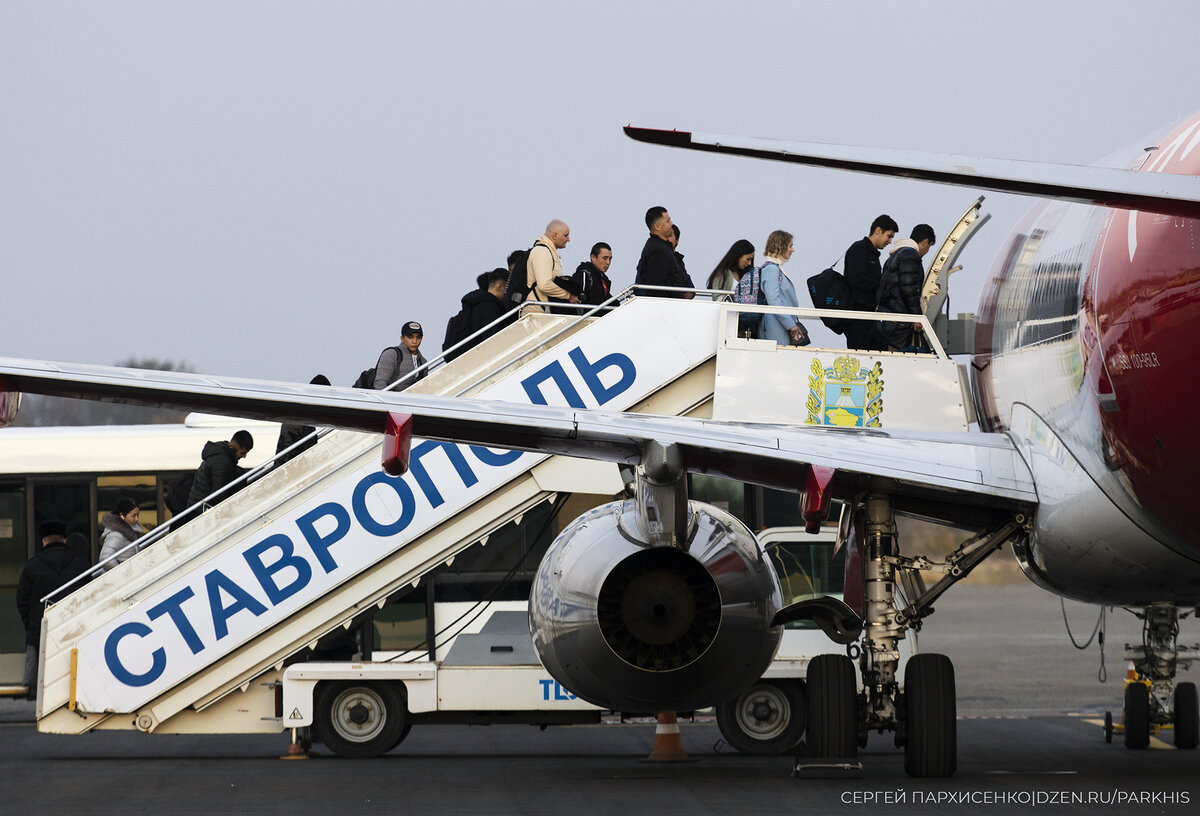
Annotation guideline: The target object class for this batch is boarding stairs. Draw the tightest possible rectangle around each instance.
[35,293,971,736]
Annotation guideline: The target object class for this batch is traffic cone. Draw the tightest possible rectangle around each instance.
[1126,661,1138,682]
[644,711,691,762]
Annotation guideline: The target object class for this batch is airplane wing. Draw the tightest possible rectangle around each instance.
[0,356,1036,513]
[623,127,1200,219]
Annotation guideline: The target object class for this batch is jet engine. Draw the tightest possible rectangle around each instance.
[529,499,782,713]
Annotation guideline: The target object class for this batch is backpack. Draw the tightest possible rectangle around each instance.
[442,305,472,361]
[165,473,195,514]
[806,265,853,335]
[503,244,537,311]
[352,346,402,389]
[733,265,769,336]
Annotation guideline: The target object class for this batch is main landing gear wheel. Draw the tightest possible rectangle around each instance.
[1123,682,1150,750]
[805,654,857,759]
[1174,682,1199,750]
[716,680,806,755]
[903,653,957,778]
[317,681,408,758]
[1103,711,1114,743]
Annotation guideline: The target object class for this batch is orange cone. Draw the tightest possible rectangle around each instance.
[1126,661,1138,681]
[644,711,691,762]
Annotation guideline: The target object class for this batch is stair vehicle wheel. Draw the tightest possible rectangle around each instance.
[1103,711,1113,743]
[1174,682,1199,750]
[716,680,806,756]
[1123,682,1150,750]
[903,653,957,778]
[805,654,857,759]
[317,681,407,758]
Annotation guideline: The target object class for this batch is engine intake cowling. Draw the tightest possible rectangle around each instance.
[530,499,782,713]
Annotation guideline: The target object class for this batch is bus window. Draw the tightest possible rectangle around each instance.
[766,537,846,629]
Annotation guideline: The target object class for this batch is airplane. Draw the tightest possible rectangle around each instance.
[3,109,1200,777]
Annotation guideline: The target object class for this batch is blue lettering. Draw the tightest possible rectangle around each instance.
[243,534,313,605]
[408,441,479,508]
[352,472,417,536]
[470,446,523,466]
[206,569,268,641]
[296,502,352,573]
[147,587,204,655]
[521,360,585,408]
[568,347,636,406]
[539,678,553,700]
[554,681,574,701]
[104,622,167,687]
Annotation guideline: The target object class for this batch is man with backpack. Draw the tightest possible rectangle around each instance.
[17,520,89,695]
[571,242,614,306]
[843,214,898,350]
[443,270,509,360]
[522,220,579,314]
[373,322,428,390]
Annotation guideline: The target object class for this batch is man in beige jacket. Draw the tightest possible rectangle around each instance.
[526,219,580,313]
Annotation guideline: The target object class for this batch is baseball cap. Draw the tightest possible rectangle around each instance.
[401,321,423,337]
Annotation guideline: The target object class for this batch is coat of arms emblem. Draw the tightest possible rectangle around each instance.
[805,356,884,427]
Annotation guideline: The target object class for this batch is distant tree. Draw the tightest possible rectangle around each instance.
[11,358,196,427]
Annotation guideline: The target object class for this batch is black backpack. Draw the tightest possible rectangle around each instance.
[353,346,402,389]
[806,264,853,335]
[503,244,539,311]
[165,473,196,514]
[442,306,472,361]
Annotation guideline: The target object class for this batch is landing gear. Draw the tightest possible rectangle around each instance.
[316,681,409,758]
[1108,604,1200,751]
[801,492,1028,778]
[716,680,806,755]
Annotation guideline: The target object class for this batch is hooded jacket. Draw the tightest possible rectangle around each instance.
[875,238,926,350]
[16,542,88,644]
[571,261,613,306]
[98,512,146,568]
[186,440,245,506]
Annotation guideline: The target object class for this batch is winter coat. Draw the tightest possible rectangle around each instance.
[373,344,428,391]
[571,261,613,306]
[707,268,739,300]
[463,288,506,336]
[98,512,146,568]
[844,236,883,311]
[275,422,317,465]
[634,235,694,297]
[876,239,927,350]
[16,542,89,645]
[758,261,808,346]
[187,440,246,506]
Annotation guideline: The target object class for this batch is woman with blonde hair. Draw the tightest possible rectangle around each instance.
[758,230,810,346]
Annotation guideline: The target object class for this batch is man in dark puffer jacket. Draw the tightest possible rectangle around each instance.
[187,429,254,506]
[876,223,936,352]
[17,521,89,693]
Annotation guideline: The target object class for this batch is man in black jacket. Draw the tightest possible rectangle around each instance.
[876,223,936,352]
[571,242,614,306]
[16,520,89,694]
[186,430,254,507]
[634,206,695,299]
[843,214,898,350]
[445,269,509,360]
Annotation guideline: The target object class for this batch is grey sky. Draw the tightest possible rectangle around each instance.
[3,1,1198,383]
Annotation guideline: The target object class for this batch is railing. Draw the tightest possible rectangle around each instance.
[42,286,936,605]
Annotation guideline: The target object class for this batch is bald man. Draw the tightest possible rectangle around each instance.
[526,219,580,313]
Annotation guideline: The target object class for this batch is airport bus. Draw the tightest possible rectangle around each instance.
[0,415,852,754]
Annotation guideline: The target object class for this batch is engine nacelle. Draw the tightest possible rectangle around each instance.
[530,499,782,713]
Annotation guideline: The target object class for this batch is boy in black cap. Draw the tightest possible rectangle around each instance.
[16,520,89,696]
[373,321,428,390]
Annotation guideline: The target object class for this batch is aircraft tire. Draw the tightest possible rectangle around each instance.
[1174,682,1199,750]
[1123,682,1151,750]
[716,680,806,755]
[317,681,408,758]
[805,654,857,759]
[903,653,957,778]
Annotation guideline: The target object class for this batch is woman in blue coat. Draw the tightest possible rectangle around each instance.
[759,229,810,346]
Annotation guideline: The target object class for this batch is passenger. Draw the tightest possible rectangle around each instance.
[98,497,146,569]
[450,269,509,356]
[275,374,331,466]
[16,521,88,695]
[373,322,428,390]
[634,206,695,299]
[706,239,755,299]
[843,214,898,350]
[525,220,580,314]
[666,224,692,287]
[876,224,937,353]
[186,429,255,508]
[759,230,810,347]
[571,242,614,306]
